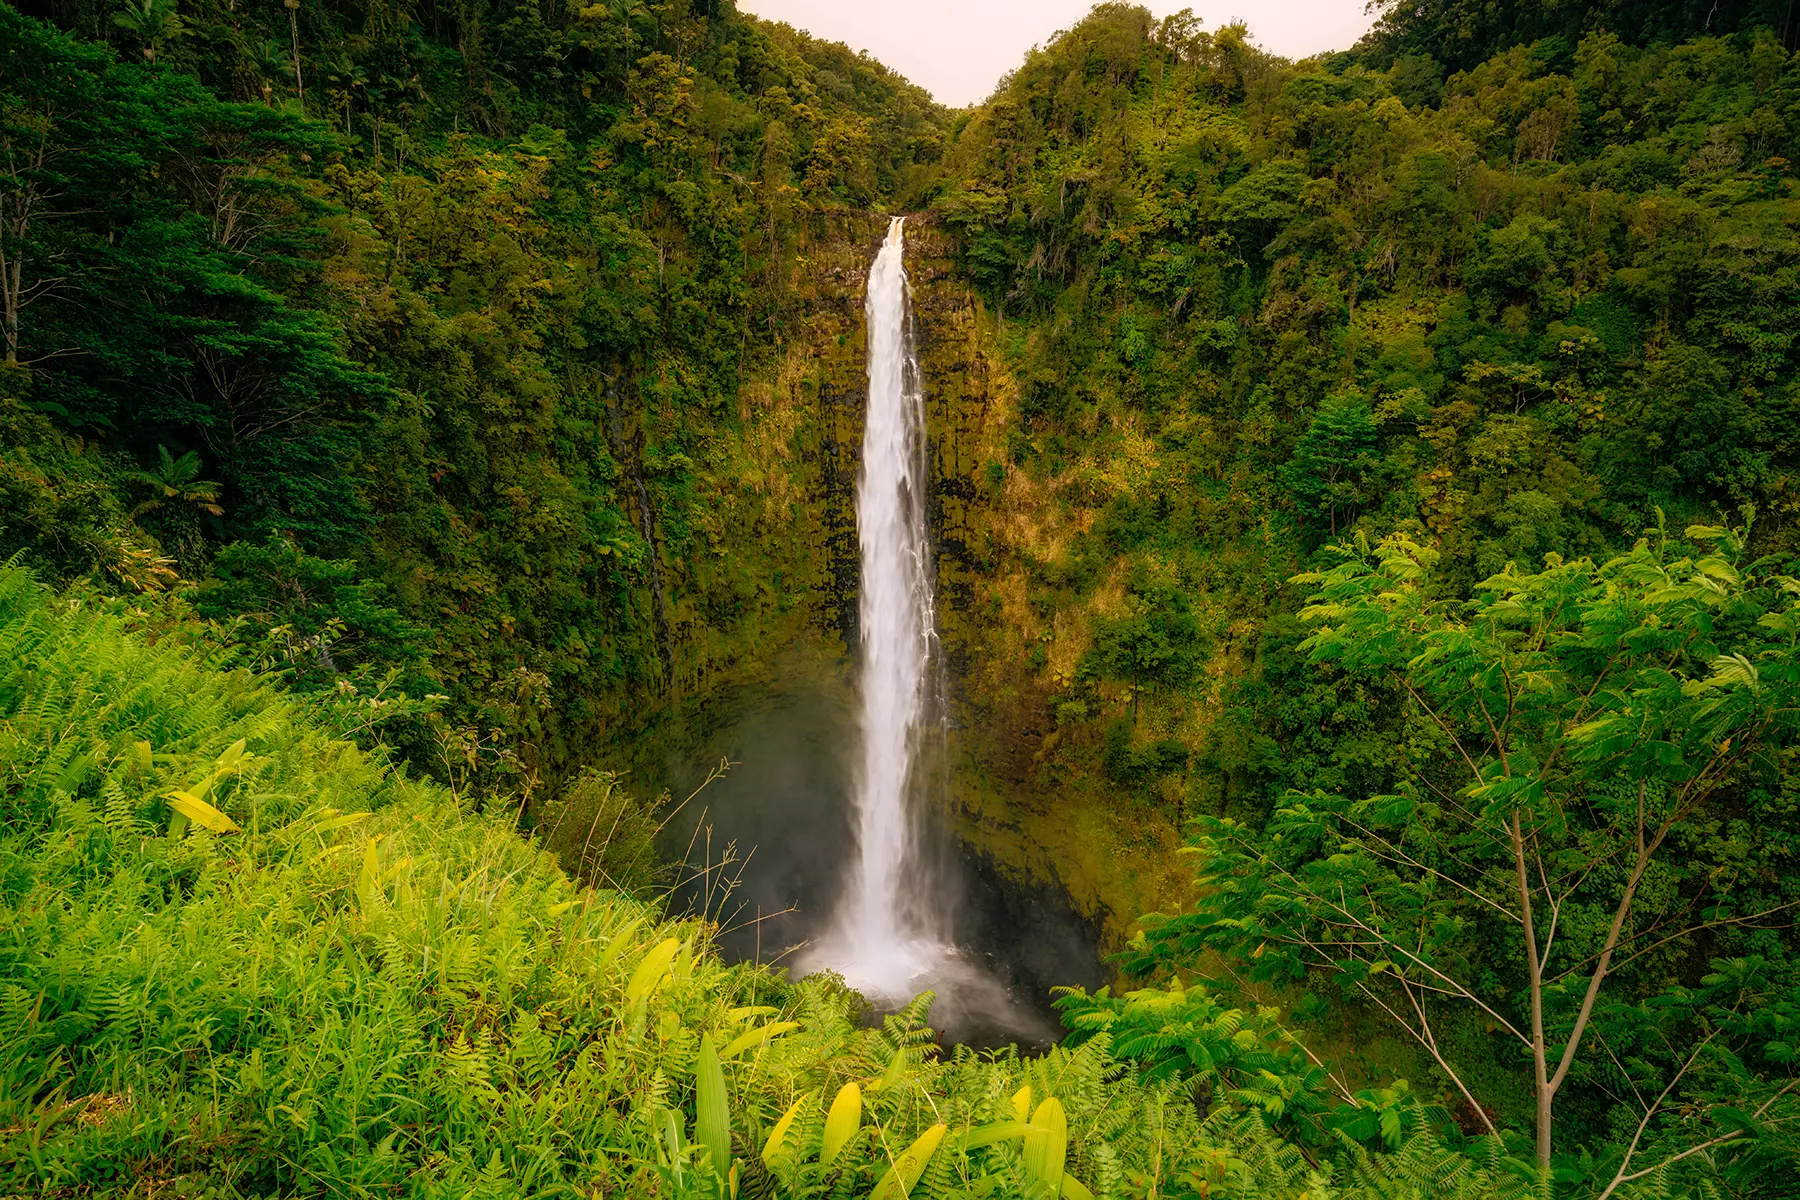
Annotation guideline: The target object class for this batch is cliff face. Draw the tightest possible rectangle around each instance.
[612,213,1189,950]
[904,219,1194,945]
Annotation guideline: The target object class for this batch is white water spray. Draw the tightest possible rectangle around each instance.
[801,220,1049,1039]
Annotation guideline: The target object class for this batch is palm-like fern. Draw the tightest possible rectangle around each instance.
[111,0,186,62]
[123,444,224,520]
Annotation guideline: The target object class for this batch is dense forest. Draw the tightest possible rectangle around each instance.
[3,0,1800,1194]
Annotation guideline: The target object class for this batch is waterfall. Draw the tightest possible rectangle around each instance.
[845,217,938,956]
[799,221,1050,1044]
[801,216,947,1001]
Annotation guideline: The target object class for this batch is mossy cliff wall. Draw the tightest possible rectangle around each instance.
[609,214,1191,951]
[903,219,1193,947]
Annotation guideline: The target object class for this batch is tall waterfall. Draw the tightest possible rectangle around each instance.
[802,216,949,1002]
[845,216,940,959]
[797,221,1052,1048]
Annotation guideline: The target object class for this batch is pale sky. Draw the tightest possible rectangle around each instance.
[737,1,1380,107]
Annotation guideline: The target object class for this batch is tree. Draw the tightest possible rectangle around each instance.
[1279,395,1379,534]
[195,535,424,692]
[111,0,187,64]
[0,9,105,367]
[1134,523,1800,1183]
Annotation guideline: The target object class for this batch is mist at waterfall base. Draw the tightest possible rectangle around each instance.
[656,681,1106,1050]
[659,220,1104,1050]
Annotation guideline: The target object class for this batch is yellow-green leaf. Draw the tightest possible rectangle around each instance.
[1061,1172,1095,1200]
[695,1033,731,1172]
[166,789,239,834]
[761,1096,806,1165]
[1011,1085,1032,1123]
[961,1120,1038,1149]
[720,1021,800,1061]
[1023,1098,1067,1195]
[871,1123,947,1200]
[821,1082,861,1168]
[310,811,372,837]
[357,837,382,910]
[215,737,248,774]
[626,937,681,1004]
[593,917,644,979]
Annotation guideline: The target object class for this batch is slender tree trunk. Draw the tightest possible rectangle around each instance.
[3,257,20,365]
[286,3,305,105]
[1512,812,1554,1170]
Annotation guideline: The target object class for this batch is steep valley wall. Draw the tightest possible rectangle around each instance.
[604,214,1192,951]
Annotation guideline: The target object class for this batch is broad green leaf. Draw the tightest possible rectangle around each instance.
[695,1034,731,1172]
[215,737,248,774]
[357,837,381,910]
[821,1082,861,1168]
[1062,1173,1096,1200]
[1011,1084,1031,1122]
[593,916,644,979]
[310,811,373,837]
[720,1021,800,1061]
[661,1108,685,1184]
[166,789,239,834]
[961,1120,1039,1149]
[870,1123,946,1200]
[1023,1098,1067,1195]
[761,1096,806,1165]
[627,937,681,1004]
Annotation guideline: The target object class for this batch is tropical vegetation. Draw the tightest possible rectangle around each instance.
[3,0,1800,1194]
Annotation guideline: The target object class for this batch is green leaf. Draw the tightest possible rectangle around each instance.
[166,789,239,834]
[695,1034,731,1173]
[820,1082,861,1168]
[960,1121,1039,1149]
[626,938,681,1004]
[1061,1173,1096,1200]
[1712,1104,1761,1136]
[761,1096,806,1165]
[1023,1098,1067,1195]
[719,1021,800,1061]
[870,1123,946,1200]
[357,836,381,909]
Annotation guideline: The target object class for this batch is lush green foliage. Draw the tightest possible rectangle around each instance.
[1,0,946,785]
[1132,525,1800,1188]
[9,0,1800,1193]
[1361,0,1799,75]
[920,5,1800,1192]
[0,562,1563,1197]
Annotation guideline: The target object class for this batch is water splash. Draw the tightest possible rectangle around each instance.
[800,218,1052,1043]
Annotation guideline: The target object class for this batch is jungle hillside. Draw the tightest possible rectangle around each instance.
[3,0,1800,1195]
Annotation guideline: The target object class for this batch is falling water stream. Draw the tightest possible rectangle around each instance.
[796,218,1050,1040]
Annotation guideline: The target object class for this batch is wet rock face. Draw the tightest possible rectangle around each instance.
[609,212,1170,961]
